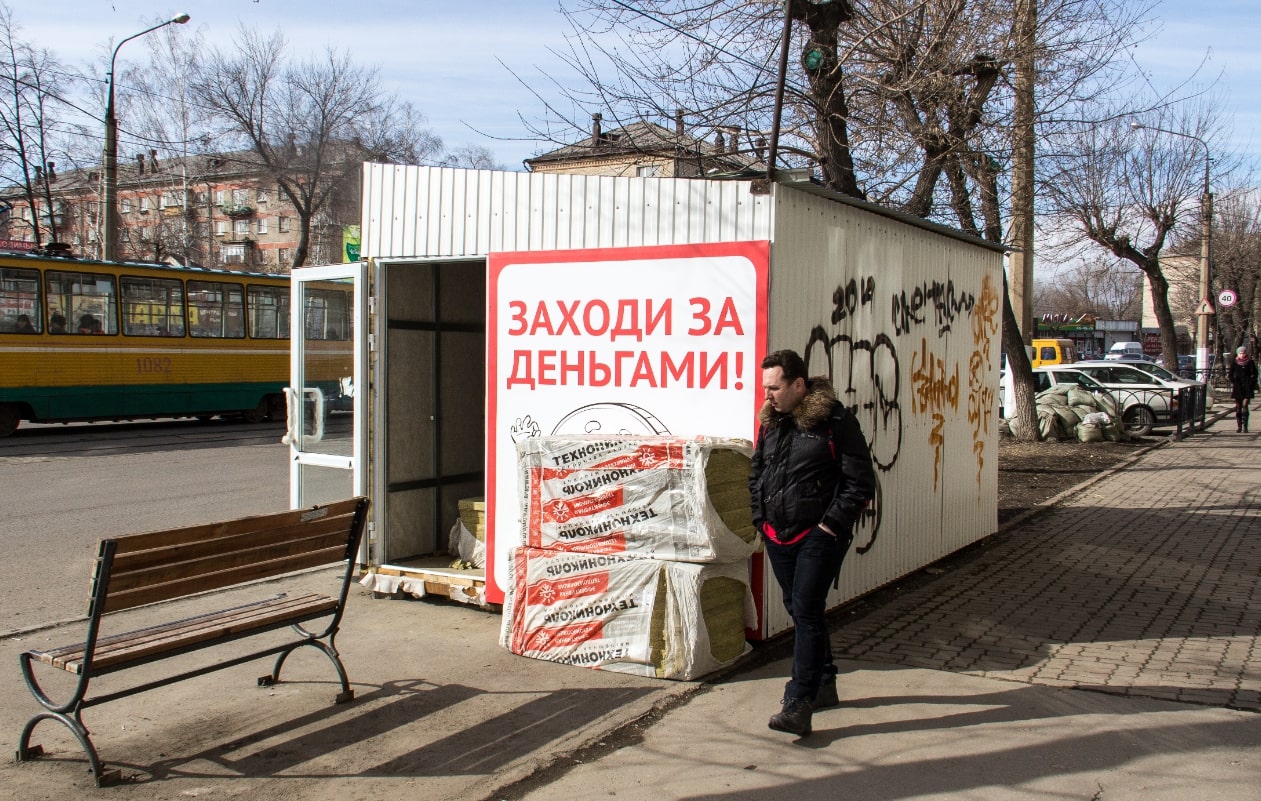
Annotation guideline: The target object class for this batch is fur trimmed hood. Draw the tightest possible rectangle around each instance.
[758,376,838,430]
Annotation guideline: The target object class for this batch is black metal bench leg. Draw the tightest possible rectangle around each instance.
[17,711,120,787]
[259,639,354,704]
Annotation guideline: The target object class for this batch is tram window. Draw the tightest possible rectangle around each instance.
[304,288,350,340]
[121,276,185,337]
[45,270,118,335]
[1,268,41,333]
[188,280,245,338]
[248,285,290,339]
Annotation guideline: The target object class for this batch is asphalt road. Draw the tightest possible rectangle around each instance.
[0,418,292,636]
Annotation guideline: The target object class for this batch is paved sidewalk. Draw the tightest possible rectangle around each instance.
[833,414,1261,711]
[506,408,1261,801]
[3,408,1257,800]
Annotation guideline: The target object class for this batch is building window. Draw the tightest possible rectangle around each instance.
[277,216,290,233]
[139,197,150,213]
[213,189,225,205]
[636,164,662,177]
[120,198,132,214]
[233,219,250,236]
[221,243,246,265]
[232,188,249,205]
[256,218,269,235]
[161,191,181,208]
[256,188,269,203]
[214,220,228,236]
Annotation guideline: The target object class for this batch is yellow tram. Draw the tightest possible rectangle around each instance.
[0,252,353,437]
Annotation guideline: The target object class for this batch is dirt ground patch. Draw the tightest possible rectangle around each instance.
[996,432,1155,524]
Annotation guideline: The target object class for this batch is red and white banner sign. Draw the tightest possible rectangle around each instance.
[485,242,769,602]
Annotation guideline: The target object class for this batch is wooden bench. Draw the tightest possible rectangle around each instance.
[15,496,370,787]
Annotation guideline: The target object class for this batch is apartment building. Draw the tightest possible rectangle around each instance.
[0,149,358,271]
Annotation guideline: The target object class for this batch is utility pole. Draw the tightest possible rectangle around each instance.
[100,13,190,262]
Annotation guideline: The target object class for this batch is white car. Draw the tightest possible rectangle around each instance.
[1092,357,1204,388]
[1072,360,1202,389]
[1001,366,1179,436]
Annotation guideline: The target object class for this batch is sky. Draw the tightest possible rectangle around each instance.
[11,0,1261,172]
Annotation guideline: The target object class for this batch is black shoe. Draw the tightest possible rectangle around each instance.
[768,697,813,736]
[814,677,839,709]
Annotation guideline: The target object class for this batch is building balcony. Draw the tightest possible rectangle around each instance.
[221,204,255,218]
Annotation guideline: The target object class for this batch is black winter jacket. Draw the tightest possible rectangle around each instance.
[749,377,876,543]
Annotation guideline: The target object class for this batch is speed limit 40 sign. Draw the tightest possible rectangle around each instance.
[1218,289,1237,308]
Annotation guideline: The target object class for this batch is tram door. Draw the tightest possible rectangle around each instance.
[288,262,368,510]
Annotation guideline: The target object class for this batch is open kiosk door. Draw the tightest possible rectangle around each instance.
[288,262,369,524]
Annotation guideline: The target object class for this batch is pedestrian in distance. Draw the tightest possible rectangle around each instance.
[1227,344,1259,433]
[748,349,876,737]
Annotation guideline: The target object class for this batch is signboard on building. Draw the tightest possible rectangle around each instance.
[485,241,769,603]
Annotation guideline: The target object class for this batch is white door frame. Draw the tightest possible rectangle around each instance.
[288,262,369,509]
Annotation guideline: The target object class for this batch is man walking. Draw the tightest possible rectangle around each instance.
[749,349,876,737]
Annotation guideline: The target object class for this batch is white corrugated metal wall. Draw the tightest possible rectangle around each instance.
[763,186,1003,635]
[361,164,1002,638]
[362,164,774,258]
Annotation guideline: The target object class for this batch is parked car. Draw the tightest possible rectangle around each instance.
[1074,359,1203,389]
[1041,365,1179,436]
[1001,365,1178,436]
[1105,341,1146,360]
[1030,338,1078,368]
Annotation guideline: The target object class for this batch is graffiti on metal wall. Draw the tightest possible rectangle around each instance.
[968,273,1000,486]
[803,271,990,553]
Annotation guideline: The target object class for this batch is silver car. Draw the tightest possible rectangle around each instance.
[1039,365,1179,436]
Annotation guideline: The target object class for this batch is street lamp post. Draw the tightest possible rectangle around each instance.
[100,13,190,262]
[1130,121,1212,380]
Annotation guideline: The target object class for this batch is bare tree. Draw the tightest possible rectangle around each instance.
[0,3,72,250]
[438,144,507,171]
[1043,102,1232,371]
[195,29,441,269]
[1204,188,1261,352]
[1033,261,1144,321]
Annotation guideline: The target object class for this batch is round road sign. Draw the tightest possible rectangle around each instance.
[1218,289,1237,308]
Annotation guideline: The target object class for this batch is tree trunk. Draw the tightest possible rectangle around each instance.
[1008,0,1037,346]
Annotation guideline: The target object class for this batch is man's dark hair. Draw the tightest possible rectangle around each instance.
[761,349,808,384]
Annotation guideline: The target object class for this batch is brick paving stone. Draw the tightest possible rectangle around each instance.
[832,415,1261,712]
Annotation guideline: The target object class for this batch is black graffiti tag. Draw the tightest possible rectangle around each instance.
[891,279,976,337]
[830,276,876,325]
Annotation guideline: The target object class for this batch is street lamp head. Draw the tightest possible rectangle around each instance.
[171,13,190,24]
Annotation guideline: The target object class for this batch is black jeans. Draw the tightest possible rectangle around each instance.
[764,526,853,701]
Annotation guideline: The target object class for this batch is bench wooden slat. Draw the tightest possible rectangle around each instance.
[107,498,364,554]
[42,594,338,673]
[82,596,337,671]
[106,529,355,594]
[35,594,331,665]
[101,545,350,613]
[109,513,357,574]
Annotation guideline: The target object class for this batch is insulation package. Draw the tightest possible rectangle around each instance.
[514,436,757,563]
[457,497,486,541]
[499,546,754,680]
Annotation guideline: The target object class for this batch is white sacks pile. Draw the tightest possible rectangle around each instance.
[501,436,758,680]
